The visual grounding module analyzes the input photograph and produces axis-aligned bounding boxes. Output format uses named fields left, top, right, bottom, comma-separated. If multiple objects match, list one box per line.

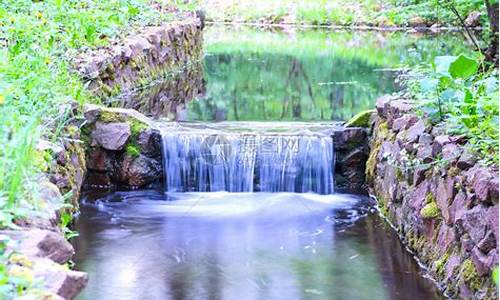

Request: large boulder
left=91, top=122, right=131, bottom=151
left=120, top=155, right=163, bottom=187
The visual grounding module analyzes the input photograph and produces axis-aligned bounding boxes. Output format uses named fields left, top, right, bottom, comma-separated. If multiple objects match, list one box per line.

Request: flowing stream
left=72, top=25, right=469, bottom=300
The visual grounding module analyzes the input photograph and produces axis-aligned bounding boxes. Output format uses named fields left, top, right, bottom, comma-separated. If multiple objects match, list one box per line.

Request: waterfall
left=161, top=127, right=335, bottom=194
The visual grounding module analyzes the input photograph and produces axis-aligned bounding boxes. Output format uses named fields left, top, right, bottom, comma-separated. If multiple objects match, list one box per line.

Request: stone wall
left=76, top=18, right=203, bottom=99
left=106, top=60, right=205, bottom=120
left=83, top=105, right=163, bottom=189
left=367, top=95, right=498, bottom=299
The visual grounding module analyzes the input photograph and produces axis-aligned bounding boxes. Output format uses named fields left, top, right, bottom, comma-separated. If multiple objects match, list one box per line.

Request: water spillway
left=160, top=123, right=335, bottom=194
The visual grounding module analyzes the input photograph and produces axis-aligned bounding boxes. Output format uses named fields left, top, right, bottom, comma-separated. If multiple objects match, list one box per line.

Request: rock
left=83, top=104, right=102, bottom=124
left=121, top=155, right=162, bottom=187
left=86, top=148, right=116, bottom=172
left=409, top=16, right=427, bottom=27
left=409, top=181, right=430, bottom=211
left=466, top=166, right=496, bottom=204
left=477, top=230, right=496, bottom=253
left=430, top=23, right=441, bottom=33
left=416, top=143, right=433, bottom=164
left=4, top=229, right=74, bottom=264
left=137, top=129, right=162, bottom=158
left=442, top=143, right=462, bottom=162
left=392, top=114, right=418, bottom=132
left=470, top=247, right=497, bottom=276
left=376, top=95, right=392, bottom=117
left=413, top=164, right=430, bottom=186
left=437, top=225, right=456, bottom=250
left=457, top=149, right=477, bottom=170
left=445, top=255, right=461, bottom=281
left=402, top=119, right=426, bottom=144
left=487, top=205, right=499, bottom=244
left=39, top=181, right=63, bottom=208
left=32, top=258, right=88, bottom=299
left=465, top=11, right=482, bottom=28
left=432, top=135, right=450, bottom=157
left=333, top=128, right=367, bottom=151
left=436, top=177, right=456, bottom=224
left=449, top=191, right=471, bottom=225
left=488, top=176, right=499, bottom=204
left=92, top=122, right=131, bottom=151
left=461, top=206, right=488, bottom=245
left=340, top=149, right=367, bottom=187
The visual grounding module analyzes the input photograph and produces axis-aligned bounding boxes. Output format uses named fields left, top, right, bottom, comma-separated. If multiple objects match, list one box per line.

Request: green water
left=186, top=26, right=470, bottom=121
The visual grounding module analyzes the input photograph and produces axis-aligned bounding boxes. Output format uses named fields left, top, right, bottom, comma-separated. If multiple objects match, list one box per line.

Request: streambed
left=73, top=191, right=443, bottom=300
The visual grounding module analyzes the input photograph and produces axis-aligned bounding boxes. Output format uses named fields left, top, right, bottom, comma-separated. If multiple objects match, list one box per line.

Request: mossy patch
left=434, top=250, right=451, bottom=277
left=420, top=193, right=440, bottom=219
left=99, top=110, right=127, bottom=123
left=366, top=121, right=389, bottom=183
left=126, top=144, right=141, bottom=158
left=129, top=119, right=148, bottom=138
left=461, top=259, right=482, bottom=291
left=346, top=109, right=376, bottom=128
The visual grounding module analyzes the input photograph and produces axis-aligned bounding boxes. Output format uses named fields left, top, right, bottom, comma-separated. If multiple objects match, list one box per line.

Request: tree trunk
left=484, top=0, right=499, bottom=66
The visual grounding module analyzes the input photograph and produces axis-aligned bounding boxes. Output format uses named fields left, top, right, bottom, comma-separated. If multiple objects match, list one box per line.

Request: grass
left=201, top=0, right=486, bottom=26
left=0, top=1, right=196, bottom=296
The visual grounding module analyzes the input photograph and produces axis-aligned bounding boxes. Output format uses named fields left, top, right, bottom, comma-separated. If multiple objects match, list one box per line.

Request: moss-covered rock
left=420, top=194, right=440, bottom=219
left=346, top=109, right=376, bottom=128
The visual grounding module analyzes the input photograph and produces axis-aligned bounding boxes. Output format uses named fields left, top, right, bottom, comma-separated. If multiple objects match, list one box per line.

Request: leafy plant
left=409, top=53, right=499, bottom=164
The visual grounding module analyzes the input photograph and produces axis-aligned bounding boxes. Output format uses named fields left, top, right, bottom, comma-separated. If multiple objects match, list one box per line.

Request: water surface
left=74, top=191, right=443, bottom=300
left=113, top=26, right=471, bottom=122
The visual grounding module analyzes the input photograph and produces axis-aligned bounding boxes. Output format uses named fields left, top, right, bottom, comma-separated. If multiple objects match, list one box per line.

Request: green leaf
left=449, top=54, right=479, bottom=80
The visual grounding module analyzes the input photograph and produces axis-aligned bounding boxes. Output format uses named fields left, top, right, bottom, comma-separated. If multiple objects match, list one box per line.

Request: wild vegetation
left=0, top=0, right=195, bottom=298
left=202, top=0, right=487, bottom=27
left=407, top=54, right=499, bottom=164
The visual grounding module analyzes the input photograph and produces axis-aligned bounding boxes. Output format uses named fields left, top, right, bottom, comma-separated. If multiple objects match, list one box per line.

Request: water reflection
left=186, top=26, right=470, bottom=121
left=74, top=191, right=443, bottom=300
left=113, top=26, right=470, bottom=122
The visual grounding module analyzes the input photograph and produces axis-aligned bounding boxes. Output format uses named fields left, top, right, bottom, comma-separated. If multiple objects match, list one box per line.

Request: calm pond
left=74, top=25, right=469, bottom=300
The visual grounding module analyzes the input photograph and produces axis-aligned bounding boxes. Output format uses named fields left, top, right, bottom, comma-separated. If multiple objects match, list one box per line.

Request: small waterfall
left=161, top=127, right=335, bottom=194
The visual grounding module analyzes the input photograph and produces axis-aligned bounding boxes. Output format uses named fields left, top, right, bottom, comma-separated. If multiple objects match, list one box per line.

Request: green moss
left=462, top=259, right=482, bottom=291
left=345, top=109, right=376, bottom=128
left=366, top=121, right=389, bottom=183
left=420, top=194, right=440, bottom=219
left=129, top=119, right=148, bottom=138
left=99, top=110, right=127, bottom=123
left=126, top=144, right=141, bottom=158
left=435, top=251, right=451, bottom=277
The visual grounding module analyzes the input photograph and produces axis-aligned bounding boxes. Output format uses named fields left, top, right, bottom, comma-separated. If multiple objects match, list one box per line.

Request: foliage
left=0, top=1, right=199, bottom=298
left=408, top=53, right=499, bottom=164
left=0, top=0, right=195, bottom=227
left=493, top=266, right=499, bottom=287
left=201, top=0, right=486, bottom=26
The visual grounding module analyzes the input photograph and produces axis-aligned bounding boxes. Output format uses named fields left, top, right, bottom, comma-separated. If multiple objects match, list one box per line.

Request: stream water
left=74, top=25, right=470, bottom=299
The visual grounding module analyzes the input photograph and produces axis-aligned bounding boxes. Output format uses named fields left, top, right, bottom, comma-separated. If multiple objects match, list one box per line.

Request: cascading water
left=160, top=123, right=335, bottom=194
